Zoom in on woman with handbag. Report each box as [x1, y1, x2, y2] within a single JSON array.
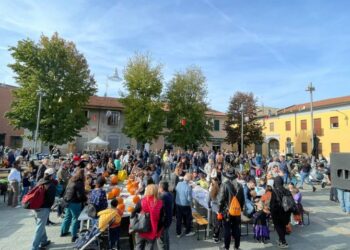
[[131, 184, 165, 250], [60, 168, 87, 242]]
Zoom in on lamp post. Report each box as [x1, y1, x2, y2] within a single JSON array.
[[239, 104, 245, 155], [34, 89, 44, 156], [306, 83, 315, 151]]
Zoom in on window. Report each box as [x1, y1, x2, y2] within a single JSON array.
[[10, 136, 22, 148], [318, 143, 323, 155], [269, 122, 274, 132], [330, 116, 339, 128], [301, 142, 308, 153], [314, 118, 323, 136], [301, 120, 307, 130], [214, 120, 220, 131], [285, 121, 291, 131], [84, 110, 89, 119], [107, 111, 120, 126], [331, 143, 340, 153]]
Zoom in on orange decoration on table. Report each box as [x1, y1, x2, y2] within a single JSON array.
[[110, 175, 118, 185], [129, 187, 136, 195], [132, 181, 139, 188], [132, 195, 140, 204], [111, 187, 120, 197], [107, 192, 114, 200], [103, 171, 109, 178], [117, 204, 125, 212], [127, 206, 134, 213]]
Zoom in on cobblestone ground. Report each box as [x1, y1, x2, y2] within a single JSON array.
[[0, 185, 349, 250]]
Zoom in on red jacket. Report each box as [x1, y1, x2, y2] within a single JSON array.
[[139, 196, 164, 240]]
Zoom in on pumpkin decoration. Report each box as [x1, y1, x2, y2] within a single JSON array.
[[127, 206, 134, 213], [111, 187, 120, 197], [129, 187, 136, 195], [103, 171, 109, 178], [116, 197, 124, 205], [132, 195, 140, 204], [107, 192, 114, 200], [132, 181, 139, 188], [110, 175, 118, 185], [117, 203, 125, 212]]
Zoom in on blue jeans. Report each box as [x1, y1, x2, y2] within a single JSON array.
[[299, 171, 314, 187], [60, 202, 82, 238], [244, 200, 255, 217], [283, 173, 289, 184], [31, 208, 51, 250], [337, 189, 350, 213]]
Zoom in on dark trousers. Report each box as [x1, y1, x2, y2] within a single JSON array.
[[275, 223, 287, 244], [109, 226, 120, 249], [176, 205, 192, 235], [212, 212, 222, 239], [223, 215, 241, 249], [135, 233, 155, 250]]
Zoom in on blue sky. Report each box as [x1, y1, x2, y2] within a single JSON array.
[[1, 0, 350, 112]]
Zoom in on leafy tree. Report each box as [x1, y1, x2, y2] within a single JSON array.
[[120, 54, 165, 147], [224, 91, 264, 153], [165, 67, 211, 150], [6, 33, 96, 145]]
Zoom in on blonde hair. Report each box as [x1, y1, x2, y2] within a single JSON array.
[[144, 184, 159, 201]]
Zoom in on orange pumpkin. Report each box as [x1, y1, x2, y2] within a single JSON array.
[[116, 197, 124, 204], [127, 206, 134, 213], [129, 187, 136, 195], [111, 187, 120, 197], [107, 192, 114, 200], [132, 181, 139, 188], [132, 195, 140, 204], [117, 204, 125, 212], [103, 171, 109, 178], [111, 175, 118, 185]]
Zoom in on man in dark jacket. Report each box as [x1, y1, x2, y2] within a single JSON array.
[[217, 167, 244, 250], [36, 157, 50, 182], [31, 168, 56, 250], [157, 181, 173, 250]]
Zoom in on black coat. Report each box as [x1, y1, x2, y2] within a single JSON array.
[[37, 178, 56, 208], [218, 179, 245, 216], [270, 188, 292, 226], [64, 180, 87, 203]]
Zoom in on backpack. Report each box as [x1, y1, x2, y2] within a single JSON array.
[[228, 196, 241, 216], [281, 194, 297, 213], [22, 184, 46, 209]]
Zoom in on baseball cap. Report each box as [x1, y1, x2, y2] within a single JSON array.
[[44, 168, 55, 176]]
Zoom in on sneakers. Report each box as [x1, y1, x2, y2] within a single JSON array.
[[278, 242, 289, 248], [176, 234, 182, 238], [39, 240, 51, 249], [185, 231, 195, 237], [15, 205, 21, 208], [312, 186, 316, 192], [213, 238, 220, 243]]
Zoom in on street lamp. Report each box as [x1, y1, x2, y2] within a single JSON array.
[[239, 104, 245, 155], [34, 89, 44, 156], [306, 83, 315, 163]]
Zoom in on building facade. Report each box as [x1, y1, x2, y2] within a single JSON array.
[[259, 96, 350, 159], [0, 84, 23, 148]]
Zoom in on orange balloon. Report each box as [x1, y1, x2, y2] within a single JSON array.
[[111, 175, 118, 185], [111, 187, 120, 197], [132, 195, 140, 204], [117, 204, 125, 212], [116, 197, 124, 205]]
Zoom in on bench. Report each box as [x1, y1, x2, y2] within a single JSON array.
[[192, 212, 209, 240]]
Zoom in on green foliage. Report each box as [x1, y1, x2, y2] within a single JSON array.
[[224, 91, 264, 151], [6, 33, 96, 145], [165, 67, 211, 150], [120, 54, 165, 145]]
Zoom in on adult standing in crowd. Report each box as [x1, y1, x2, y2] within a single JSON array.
[[61, 168, 87, 242], [299, 158, 316, 192], [36, 157, 50, 182], [31, 168, 56, 250], [157, 181, 173, 250], [270, 176, 293, 248], [7, 160, 21, 208], [217, 167, 244, 250], [175, 173, 195, 237], [132, 184, 164, 250]]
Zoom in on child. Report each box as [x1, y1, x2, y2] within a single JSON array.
[[98, 198, 123, 249], [21, 171, 31, 200], [252, 202, 270, 243], [197, 173, 209, 189], [289, 183, 303, 225]]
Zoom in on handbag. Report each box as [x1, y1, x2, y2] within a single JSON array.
[[130, 212, 151, 233]]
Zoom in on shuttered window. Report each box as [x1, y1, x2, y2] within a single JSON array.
[[301, 120, 307, 130], [301, 142, 308, 153], [269, 122, 274, 132], [331, 143, 340, 153], [330, 116, 339, 128], [285, 121, 291, 131], [214, 120, 220, 131]]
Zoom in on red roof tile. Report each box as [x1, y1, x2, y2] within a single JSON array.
[[86, 96, 124, 109]]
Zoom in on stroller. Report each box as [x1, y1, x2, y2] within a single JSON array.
[[74, 217, 115, 250]]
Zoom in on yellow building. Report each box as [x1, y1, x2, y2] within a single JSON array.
[[259, 96, 350, 159]]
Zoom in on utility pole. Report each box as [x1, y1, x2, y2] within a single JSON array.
[[34, 89, 44, 156], [306, 83, 315, 164], [240, 104, 245, 156]]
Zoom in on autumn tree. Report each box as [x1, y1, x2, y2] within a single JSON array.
[[164, 67, 211, 149], [224, 91, 264, 153], [6, 33, 96, 145], [120, 54, 165, 148]]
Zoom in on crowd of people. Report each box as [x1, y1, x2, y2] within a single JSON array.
[[1, 146, 348, 250]]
